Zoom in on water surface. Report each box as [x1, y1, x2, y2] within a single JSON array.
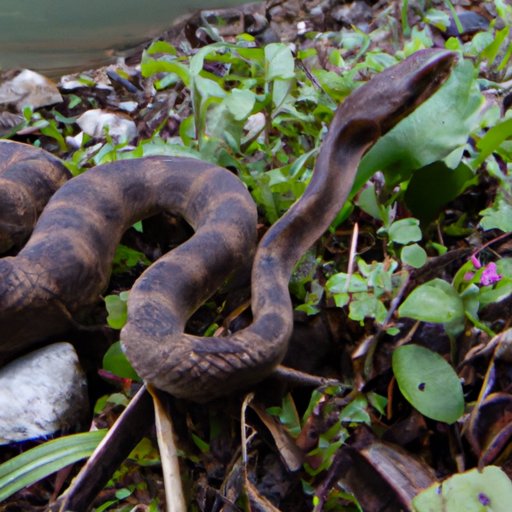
[[0, 0, 249, 75]]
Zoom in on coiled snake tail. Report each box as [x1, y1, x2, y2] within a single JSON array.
[[0, 158, 257, 362]]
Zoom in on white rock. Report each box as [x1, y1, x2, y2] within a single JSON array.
[[244, 112, 266, 143], [0, 69, 63, 109], [0, 343, 88, 444], [77, 108, 137, 142]]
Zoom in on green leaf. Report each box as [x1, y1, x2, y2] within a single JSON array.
[[326, 273, 368, 294], [145, 40, 177, 56], [398, 278, 464, 324], [112, 244, 150, 273], [413, 466, 512, 512], [401, 244, 427, 268], [479, 279, 512, 306], [115, 488, 133, 500], [340, 395, 371, 425], [424, 8, 450, 30], [224, 88, 255, 121], [405, 161, 475, 224], [194, 74, 226, 101], [357, 184, 384, 221], [367, 392, 387, 415], [349, 294, 387, 324], [473, 118, 512, 169], [189, 43, 230, 76], [105, 291, 129, 330], [0, 430, 107, 501], [264, 43, 295, 81], [312, 69, 354, 101], [392, 344, 464, 423], [102, 341, 140, 381], [353, 59, 483, 195], [388, 218, 422, 245], [273, 394, 301, 437], [480, 198, 512, 233], [140, 54, 190, 85], [191, 433, 210, 454], [272, 78, 294, 110]]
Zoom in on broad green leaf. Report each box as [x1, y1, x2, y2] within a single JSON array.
[[224, 89, 255, 121], [466, 32, 495, 57], [362, 259, 397, 292], [367, 392, 387, 415], [193, 75, 226, 101], [145, 40, 176, 56], [189, 42, 226, 76], [264, 43, 295, 81], [0, 430, 107, 501], [364, 52, 397, 72], [479, 279, 512, 306], [272, 78, 294, 110], [267, 394, 301, 437], [401, 244, 427, 268], [398, 278, 464, 324], [326, 273, 368, 294], [424, 8, 450, 30], [140, 55, 189, 85], [102, 341, 140, 381], [473, 118, 512, 169], [392, 344, 464, 423], [105, 291, 129, 330], [357, 184, 384, 221], [112, 244, 150, 273], [387, 218, 422, 245], [413, 466, 512, 512], [130, 140, 200, 159], [349, 294, 387, 324], [312, 69, 354, 101], [405, 161, 475, 224], [352, 59, 483, 195], [340, 395, 371, 424], [481, 26, 510, 69], [480, 197, 512, 233]]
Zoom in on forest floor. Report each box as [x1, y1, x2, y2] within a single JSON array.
[[1, 0, 511, 511]]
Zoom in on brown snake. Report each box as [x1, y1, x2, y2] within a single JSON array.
[[0, 140, 70, 253], [0, 49, 455, 401]]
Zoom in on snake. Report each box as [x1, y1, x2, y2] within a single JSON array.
[[0, 49, 455, 401], [0, 140, 70, 253]]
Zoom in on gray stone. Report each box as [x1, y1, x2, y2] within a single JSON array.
[[0, 343, 88, 445]]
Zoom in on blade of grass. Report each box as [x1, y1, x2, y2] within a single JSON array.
[[0, 430, 106, 501]]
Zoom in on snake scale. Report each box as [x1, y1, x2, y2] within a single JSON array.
[[0, 49, 455, 402]]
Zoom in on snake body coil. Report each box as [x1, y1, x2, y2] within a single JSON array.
[[0, 49, 455, 401], [0, 140, 70, 253]]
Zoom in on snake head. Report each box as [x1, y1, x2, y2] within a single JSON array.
[[334, 48, 457, 139]]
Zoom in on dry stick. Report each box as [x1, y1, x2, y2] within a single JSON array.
[[148, 385, 187, 512], [55, 387, 153, 512]]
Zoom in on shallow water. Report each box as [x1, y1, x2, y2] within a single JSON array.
[[0, 0, 249, 75]]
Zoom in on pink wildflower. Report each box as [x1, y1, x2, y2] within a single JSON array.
[[480, 262, 501, 286], [463, 272, 474, 281], [471, 255, 482, 269]]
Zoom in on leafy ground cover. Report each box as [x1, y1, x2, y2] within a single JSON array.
[[1, 0, 512, 510]]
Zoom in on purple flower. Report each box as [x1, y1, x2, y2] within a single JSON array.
[[480, 262, 501, 286], [463, 272, 474, 281], [471, 255, 482, 269]]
